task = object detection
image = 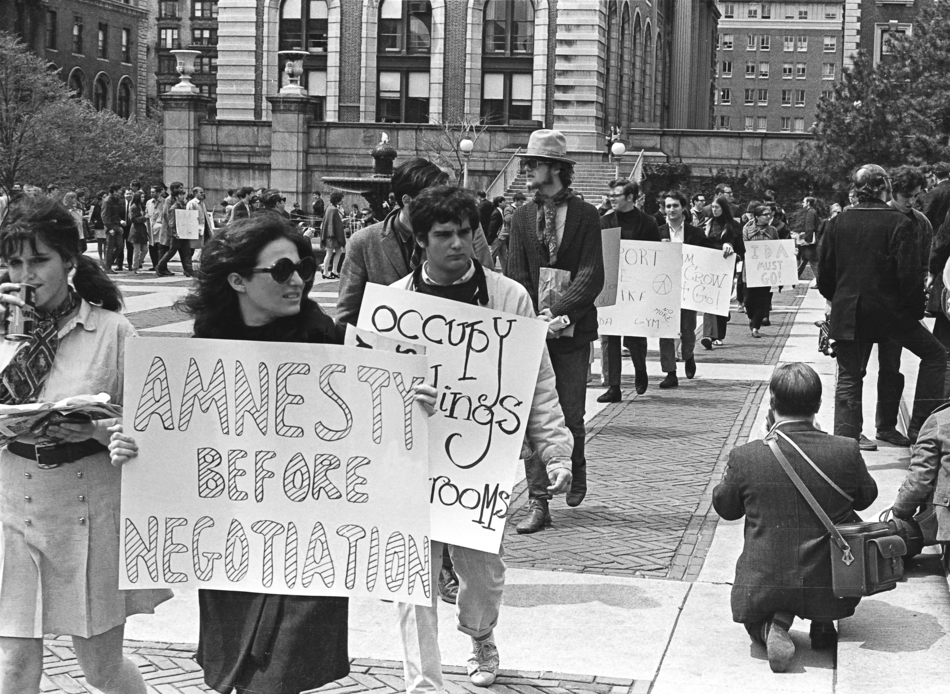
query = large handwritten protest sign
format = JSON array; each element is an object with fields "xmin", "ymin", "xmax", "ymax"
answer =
[
  {"xmin": 357, "ymin": 283, "xmax": 548, "ymax": 554},
  {"xmin": 174, "ymin": 208, "xmax": 201, "ymax": 240},
  {"xmin": 598, "ymin": 240, "xmax": 682, "ymax": 338},
  {"xmin": 745, "ymin": 239, "xmax": 798, "ymax": 287},
  {"xmin": 595, "ymin": 227, "xmax": 622, "ymax": 308},
  {"xmin": 681, "ymin": 246, "xmax": 736, "ymax": 316},
  {"xmin": 119, "ymin": 338, "xmax": 433, "ymax": 605}
]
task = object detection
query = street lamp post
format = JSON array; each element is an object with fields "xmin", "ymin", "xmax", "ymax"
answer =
[
  {"xmin": 459, "ymin": 138, "xmax": 475, "ymax": 188},
  {"xmin": 610, "ymin": 141, "xmax": 627, "ymax": 179}
]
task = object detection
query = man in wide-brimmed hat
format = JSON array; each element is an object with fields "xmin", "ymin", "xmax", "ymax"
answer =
[{"xmin": 506, "ymin": 129, "xmax": 605, "ymax": 534}]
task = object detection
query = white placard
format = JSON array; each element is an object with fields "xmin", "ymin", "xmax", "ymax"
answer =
[
  {"xmin": 119, "ymin": 338, "xmax": 433, "ymax": 605},
  {"xmin": 595, "ymin": 227, "xmax": 622, "ymax": 309},
  {"xmin": 598, "ymin": 241, "xmax": 682, "ymax": 338},
  {"xmin": 175, "ymin": 208, "xmax": 201, "ymax": 240},
  {"xmin": 357, "ymin": 283, "xmax": 548, "ymax": 554},
  {"xmin": 681, "ymin": 246, "xmax": 737, "ymax": 316},
  {"xmin": 744, "ymin": 239, "xmax": 798, "ymax": 287}
]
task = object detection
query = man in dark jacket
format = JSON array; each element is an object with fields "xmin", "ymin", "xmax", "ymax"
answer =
[
  {"xmin": 713, "ymin": 363, "xmax": 877, "ymax": 672},
  {"xmin": 818, "ymin": 163, "xmax": 947, "ymax": 443},
  {"xmin": 477, "ymin": 190, "xmax": 494, "ymax": 240},
  {"xmin": 597, "ymin": 178, "xmax": 660, "ymax": 402},
  {"xmin": 100, "ymin": 184, "xmax": 124, "ymax": 275},
  {"xmin": 508, "ymin": 129, "xmax": 605, "ymax": 532},
  {"xmin": 920, "ymin": 161, "xmax": 950, "ymax": 230}
]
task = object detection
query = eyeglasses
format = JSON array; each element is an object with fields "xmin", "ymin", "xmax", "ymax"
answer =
[
  {"xmin": 523, "ymin": 159, "xmax": 549, "ymax": 170},
  {"xmin": 249, "ymin": 256, "xmax": 317, "ymax": 283}
]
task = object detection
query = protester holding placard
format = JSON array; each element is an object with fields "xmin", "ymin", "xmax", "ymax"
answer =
[
  {"xmin": 701, "ymin": 197, "xmax": 744, "ymax": 349},
  {"xmin": 394, "ymin": 185, "xmax": 573, "ymax": 692},
  {"xmin": 156, "ymin": 183, "xmax": 194, "ymax": 278},
  {"xmin": 596, "ymin": 178, "xmax": 660, "ymax": 402},
  {"xmin": 0, "ymin": 196, "xmax": 170, "ymax": 694},
  {"xmin": 742, "ymin": 204, "xmax": 779, "ymax": 338}
]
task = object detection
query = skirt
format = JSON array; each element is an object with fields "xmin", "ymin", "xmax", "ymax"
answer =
[
  {"xmin": 94, "ymin": 226, "xmax": 107, "ymax": 240},
  {"xmin": 0, "ymin": 448, "xmax": 172, "ymax": 638}
]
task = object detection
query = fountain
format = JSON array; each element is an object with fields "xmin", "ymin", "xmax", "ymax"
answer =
[{"xmin": 321, "ymin": 133, "xmax": 398, "ymax": 220}]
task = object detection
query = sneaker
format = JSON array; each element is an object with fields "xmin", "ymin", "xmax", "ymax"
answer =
[
  {"xmin": 438, "ymin": 566, "xmax": 459, "ymax": 605},
  {"xmin": 467, "ymin": 633, "xmax": 499, "ymax": 687},
  {"xmin": 713, "ymin": 339, "xmax": 723, "ymax": 346},
  {"xmin": 701, "ymin": 337, "xmax": 713, "ymax": 350},
  {"xmin": 875, "ymin": 429, "xmax": 911, "ymax": 447},
  {"xmin": 858, "ymin": 434, "xmax": 878, "ymax": 452}
]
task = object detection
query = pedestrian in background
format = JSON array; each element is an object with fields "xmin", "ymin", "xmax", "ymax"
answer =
[{"xmin": 321, "ymin": 191, "xmax": 346, "ymax": 279}]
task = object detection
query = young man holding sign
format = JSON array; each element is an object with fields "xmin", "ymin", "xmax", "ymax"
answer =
[{"xmin": 394, "ymin": 185, "xmax": 574, "ymax": 692}]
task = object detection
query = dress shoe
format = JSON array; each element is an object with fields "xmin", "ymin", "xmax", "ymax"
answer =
[
  {"xmin": 566, "ymin": 462, "xmax": 586, "ymax": 507},
  {"xmin": 597, "ymin": 386, "xmax": 622, "ymax": 403},
  {"xmin": 809, "ymin": 621, "xmax": 837, "ymax": 650},
  {"xmin": 516, "ymin": 499, "xmax": 551, "ymax": 534},
  {"xmin": 762, "ymin": 318, "xmax": 771, "ymax": 326},
  {"xmin": 876, "ymin": 429, "xmax": 911, "ymax": 447},
  {"xmin": 659, "ymin": 372, "xmax": 679, "ymax": 389},
  {"xmin": 438, "ymin": 566, "xmax": 459, "ymax": 605},
  {"xmin": 635, "ymin": 373, "xmax": 648, "ymax": 395},
  {"xmin": 766, "ymin": 612, "xmax": 796, "ymax": 673},
  {"xmin": 858, "ymin": 434, "xmax": 878, "ymax": 451},
  {"xmin": 751, "ymin": 329, "xmax": 761, "ymax": 338},
  {"xmin": 701, "ymin": 337, "xmax": 713, "ymax": 350},
  {"xmin": 685, "ymin": 357, "xmax": 696, "ymax": 379}
]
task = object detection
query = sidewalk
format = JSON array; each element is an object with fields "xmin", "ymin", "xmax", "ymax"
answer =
[{"xmin": 40, "ymin": 283, "xmax": 950, "ymax": 693}]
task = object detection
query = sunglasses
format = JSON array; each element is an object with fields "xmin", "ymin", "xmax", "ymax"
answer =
[{"xmin": 249, "ymin": 256, "xmax": 317, "ymax": 283}]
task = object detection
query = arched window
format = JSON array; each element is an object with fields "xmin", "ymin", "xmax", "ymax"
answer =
[
  {"xmin": 643, "ymin": 29, "xmax": 653, "ymax": 122},
  {"xmin": 93, "ymin": 74, "xmax": 109, "ymax": 111},
  {"xmin": 279, "ymin": 0, "xmax": 328, "ymax": 52},
  {"xmin": 632, "ymin": 17, "xmax": 642, "ymax": 121},
  {"xmin": 376, "ymin": 0, "xmax": 432, "ymax": 123},
  {"xmin": 480, "ymin": 0, "xmax": 535, "ymax": 124},
  {"xmin": 117, "ymin": 80, "xmax": 132, "ymax": 119},
  {"xmin": 68, "ymin": 68, "xmax": 86, "ymax": 98}
]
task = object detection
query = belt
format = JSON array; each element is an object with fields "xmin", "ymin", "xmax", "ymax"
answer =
[{"xmin": 8, "ymin": 439, "xmax": 109, "ymax": 469}]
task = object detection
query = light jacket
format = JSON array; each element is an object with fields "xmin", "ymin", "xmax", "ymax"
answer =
[
  {"xmin": 894, "ymin": 402, "xmax": 950, "ymax": 540},
  {"xmin": 392, "ymin": 266, "xmax": 573, "ymax": 477}
]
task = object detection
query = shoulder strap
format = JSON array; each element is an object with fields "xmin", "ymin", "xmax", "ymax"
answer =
[
  {"xmin": 775, "ymin": 430, "xmax": 854, "ymax": 502},
  {"xmin": 766, "ymin": 436, "xmax": 855, "ymax": 565}
]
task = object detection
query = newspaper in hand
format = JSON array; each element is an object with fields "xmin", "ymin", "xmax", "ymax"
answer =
[{"xmin": 0, "ymin": 393, "xmax": 122, "ymax": 446}]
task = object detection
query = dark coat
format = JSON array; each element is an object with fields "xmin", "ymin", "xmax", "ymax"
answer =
[
  {"xmin": 507, "ymin": 195, "xmax": 605, "ymax": 352},
  {"xmin": 817, "ymin": 200, "xmax": 925, "ymax": 341},
  {"xmin": 921, "ymin": 179, "xmax": 950, "ymax": 230},
  {"xmin": 893, "ymin": 402, "xmax": 950, "ymax": 540},
  {"xmin": 657, "ymin": 220, "xmax": 711, "ymax": 247},
  {"xmin": 713, "ymin": 421, "xmax": 878, "ymax": 624},
  {"xmin": 707, "ymin": 218, "xmax": 746, "ymax": 257},
  {"xmin": 599, "ymin": 207, "xmax": 661, "ymax": 241},
  {"xmin": 322, "ymin": 204, "xmax": 346, "ymax": 246},
  {"xmin": 478, "ymin": 198, "xmax": 495, "ymax": 239}
]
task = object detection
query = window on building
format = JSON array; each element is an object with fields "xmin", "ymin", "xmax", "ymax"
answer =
[
  {"xmin": 784, "ymin": 7, "xmax": 795, "ymax": 18},
  {"xmin": 720, "ymin": 87, "xmax": 731, "ymax": 104},
  {"xmin": 481, "ymin": 0, "xmax": 534, "ymax": 124},
  {"xmin": 195, "ymin": 55, "xmax": 218, "ymax": 73},
  {"xmin": 759, "ymin": 35, "xmax": 770, "ymax": 50},
  {"xmin": 484, "ymin": 0, "xmax": 533, "ymax": 54},
  {"xmin": 47, "ymin": 10, "xmax": 57, "ymax": 50},
  {"xmin": 758, "ymin": 88, "xmax": 768, "ymax": 104},
  {"xmin": 782, "ymin": 63, "xmax": 792, "ymax": 78},
  {"xmin": 481, "ymin": 72, "xmax": 532, "ymax": 124},
  {"xmin": 159, "ymin": 1, "xmax": 179, "ymax": 18},
  {"xmin": 748, "ymin": 4, "xmax": 758, "ymax": 18},
  {"xmin": 783, "ymin": 36, "xmax": 793, "ymax": 52},
  {"xmin": 721, "ymin": 60, "xmax": 732, "ymax": 76},
  {"xmin": 68, "ymin": 69, "xmax": 85, "ymax": 98},
  {"xmin": 98, "ymin": 23, "xmax": 108, "ymax": 58},
  {"xmin": 747, "ymin": 34, "xmax": 756, "ymax": 50},
  {"xmin": 93, "ymin": 75, "xmax": 109, "ymax": 111},
  {"xmin": 378, "ymin": 0, "xmax": 433, "ymax": 54},
  {"xmin": 121, "ymin": 28, "xmax": 131, "ymax": 62},
  {"xmin": 723, "ymin": 3, "xmax": 735, "ymax": 17},
  {"xmin": 757, "ymin": 116, "xmax": 767, "ymax": 131},
  {"xmin": 758, "ymin": 62, "xmax": 769, "ymax": 78},
  {"xmin": 796, "ymin": 63, "xmax": 806, "ymax": 78},
  {"xmin": 72, "ymin": 16, "xmax": 83, "ymax": 54},
  {"xmin": 793, "ymin": 117, "xmax": 805, "ymax": 132},
  {"xmin": 718, "ymin": 115, "xmax": 731, "ymax": 130},
  {"xmin": 761, "ymin": 3, "xmax": 771, "ymax": 18},
  {"xmin": 822, "ymin": 62, "xmax": 836, "ymax": 79},
  {"xmin": 798, "ymin": 9, "xmax": 808, "ymax": 19},
  {"xmin": 306, "ymin": 70, "xmax": 327, "ymax": 120},
  {"xmin": 159, "ymin": 28, "xmax": 178, "ymax": 49},
  {"xmin": 781, "ymin": 116, "xmax": 791, "ymax": 131},
  {"xmin": 722, "ymin": 34, "xmax": 734, "ymax": 50},
  {"xmin": 821, "ymin": 89, "xmax": 833, "ymax": 101},
  {"xmin": 377, "ymin": 70, "xmax": 430, "ymax": 123},
  {"xmin": 193, "ymin": 1, "xmax": 219, "ymax": 19},
  {"xmin": 117, "ymin": 81, "xmax": 132, "ymax": 119},
  {"xmin": 824, "ymin": 36, "xmax": 836, "ymax": 52},
  {"xmin": 280, "ymin": 0, "xmax": 330, "ymax": 53},
  {"xmin": 781, "ymin": 89, "xmax": 791, "ymax": 105},
  {"xmin": 825, "ymin": 8, "xmax": 837, "ymax": 19},
  {"xmin": 192, "ymin": 28, "xmax": 217, "ymax": 46},
  {"xmin": 746, "ymin": 61, "xmax": 756, "ymax": 77},
  {"xmin": 744, "ymin": 116, "xmax": 754, "ymax": 131},
  {"xmin": 797, "ymin": 35, "xmax": 807, "ymax": 51},
  {"xmin": 794, "ymin": 89, "xmax": 805, "ymax": 106},
  {"xmin": 158, "ymin": 54, "xmax": 177, "ymax": 73},
  {"xmin": 744, "ymin": 88, "xmax": 755, "ymax": 105}
]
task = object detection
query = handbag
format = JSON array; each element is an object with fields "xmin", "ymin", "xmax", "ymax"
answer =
[{"xmin": 766, "ymin": 432, "xmax": 906, "ymax": 598}]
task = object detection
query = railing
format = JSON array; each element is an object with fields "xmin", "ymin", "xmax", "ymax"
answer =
[{"xmin": 485, "ymin": 147, "xmax": 522, "ymax": 199}]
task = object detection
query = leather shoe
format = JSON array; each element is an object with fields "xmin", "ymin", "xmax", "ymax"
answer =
[
  {"xmin": 685, "ymin": 357, "xmax": 696, "ymax": 379},
  {"xmin": 701, "ymin": 337, "xmax": 713, "ymax": 350},
  {"xmin": 809, "ymin": 621, "xmax": 837, "ymax": 650},
  {"xmin": 566, "ymin": 463, "xmax": 586, "ymax": 507},
  {"xmin": 766, "ymin": 613, "xmax": 796, "ymax": 672},
  {"xmin": 438, "ymin": 566, "xmax": 459, "ymax": 604},
  {"xmin": 659, "ymin": 373, "xmax": 679, "ymax": 389},
  {"xmin": 762, "ymin": 318, "xmax": 771, "ymax": 326},
  {"xmin": 516, "ymin": 499, "xmax": 551, "ymax": 534},
  {"xmin": 635, "ymin": 373, "xmax": 648, "ymax": 395},
  {"xmin": 858, "ymin": 434, "xmax": 878, "ymax": 451},
  {"xmin": 876, "ymin": 429, "xmax": 911, "ymax": 447},
  {"xmin": 597, "ymin": 386, "xmax": 621, "ymax": 403}
]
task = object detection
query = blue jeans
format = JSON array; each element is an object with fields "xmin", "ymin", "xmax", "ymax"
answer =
[{"xmin": 525, "ymin": 344, "xmax": 589, "ymax": 501}]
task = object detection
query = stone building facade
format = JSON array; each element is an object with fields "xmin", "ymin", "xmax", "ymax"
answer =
[
  {"xmin": 843, "ymin": 0, "xmax": 930, "ymax": 70},
  {"xmin": 147, "ymin": 0, "xmax": 219, "ymax": 114}
]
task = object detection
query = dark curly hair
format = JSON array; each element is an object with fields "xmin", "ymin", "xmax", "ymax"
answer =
[
  {"xmin": 178, "ymin": 215, "xmax": 317, "ymax": 339},
  {"xmin": 0, "ymin": 196, "xmax": 123, "ymax": 311},
  {"xmin": 408, "ymin": 185, "xmax": 480, "ymax": 246}
]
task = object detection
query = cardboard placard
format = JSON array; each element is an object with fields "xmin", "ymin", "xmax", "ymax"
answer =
[
  {"xmin": 119, "ymin": 338, "xmax": 433, "ymax": 604},
  {"xmin": 595, "ymin": 227, "xmax": 622, "ymax": 308},
  {"xmin": 175, "ymin": 208, "xmax": 201, "ymax": 240},
  {"xmin": 681, "ymin": 246, "xmax": 737, "ymax": 316},
  {"xmin": 744, "ymin": 239, "xmax": 798, "ymax": 287},
  {"xmin": 357, "ymin": 283, "xmax": 548, "ymax": 554},
  {"xmin": 598, "ymin": 241, "xmax": 682, "ymax": 338}
]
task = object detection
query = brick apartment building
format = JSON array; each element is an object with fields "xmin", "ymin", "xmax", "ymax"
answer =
[
  {"xmin": 713, "ymin": 0, "xmax": 844, "ymax": 133},
  {"xmin": 844, "ymin": 0, "xmax": 931, "ymax": 70},
  {"xmin": 0, "ymin": 0, "xmax": 148, "ymax": 119}
]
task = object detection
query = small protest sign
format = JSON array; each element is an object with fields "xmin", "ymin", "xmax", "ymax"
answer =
[
  {"xmin": 175, "ymin": 208, "xmax": 201, "ymax": 240},
  {"xmin": 357, "ymin": 283, "xmax": 548, "ymax": 554},
  {"xmin": 598, "ymin": 240, "xmax": 682, "ymax": 338},
  {"xmin": 681, "ymin": 246, "xmax": 736, "ymax": 316},
  {"xmin": 745, "ymin": 239, "xmax": 798, "ymax": 287},
  {"xmin": 595, "ymin": 227, "xmax": 622, "ymax": 308},
  {"xmin": 119, "ymin": 338, "xmax": 433, "ymax": 605}
]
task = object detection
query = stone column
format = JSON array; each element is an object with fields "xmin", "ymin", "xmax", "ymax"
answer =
[
  {"xmin": 669, "ymin": 0, "xmax": 695, "ymax": 129},
  {"xmin": 551, "ymin": 0, "xmax": 604, "ymax": 152},
  {"xmin": 216, "ymin": 0, "xmax": 259, "ymax": 121},
  {"xmin": 160, "ymin": 93, "xmax": 212, "ymax": 190},
  {"xmin": 267, "ymin": 94, "xmax": 316, "ymax": 208}
]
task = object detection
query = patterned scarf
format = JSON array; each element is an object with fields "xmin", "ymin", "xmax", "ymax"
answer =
[
  {"xmin": 534, "ymin": 188, "xmax": 574, "ymax": 265},
  {"xmin": 0, "ymin": 289, "xmax": 81, "ymax": 405}
]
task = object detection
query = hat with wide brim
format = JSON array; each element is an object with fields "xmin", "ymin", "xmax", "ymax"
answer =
[{"xmin": 518, "ymin": 129, "xmax": 575, "ymax": 165}]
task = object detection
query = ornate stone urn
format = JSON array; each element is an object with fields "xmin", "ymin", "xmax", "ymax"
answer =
[{"xmin": 170, "ymin": 49, "xmax": 201, "ymax": 94}]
